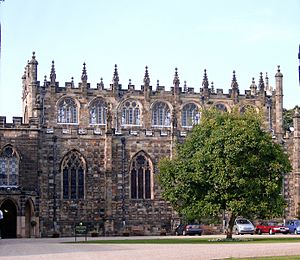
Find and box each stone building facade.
[0,52,299,238]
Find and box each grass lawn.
[74,237,300,244]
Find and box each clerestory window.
[61,150,85,200]
[57,97,78,124]
[182,103,200,127]
[130,153,152,200]
[215,103,227,112]
[121,100,141,126]
[0,146,19,186]
[152,102,171,127]
[89,98,107,125]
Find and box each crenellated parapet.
[0,116,40,129]
[18,52,282,136]
[24,52,272,99]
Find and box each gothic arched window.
[152,102,171,127]
[57,97,78,124]
[61,150,85,200]
[182,103,200,127]
[121,100,141,126]
[130,153,152,200]
[89,98,107,125]
[0,146,19,186]
[215,103,228,112]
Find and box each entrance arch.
[0,199,17,238]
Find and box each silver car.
[234,218,255,235]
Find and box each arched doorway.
[0,199,17,238]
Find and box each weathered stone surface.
[0,54,299,238]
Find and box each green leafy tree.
[158,108,291,239]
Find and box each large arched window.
[57,97,78,124]
[121,100,141,126]
[89,98,107,125]
[151,102,171,127]
[0,146,19,186]
[61,150,85,200]
[130,152,152,200]
[215,103,228,112]
[182,103,200,127]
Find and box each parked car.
[174,224,203,236]
[286,220,300,234]
[255,221,289,235]
[233,218,255,235]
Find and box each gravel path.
[0,235,299,260]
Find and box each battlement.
[0,116,39,129]
[20,52,279,102]
[22,52,278,100]
[38,78,261,99]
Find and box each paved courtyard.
[1,235,300,260]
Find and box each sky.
[0,0,299,122]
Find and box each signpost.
[74,222,87,242]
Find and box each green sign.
[75,225,87,234]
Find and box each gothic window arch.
[215,103,228,112]
[61,150,86,200]
[0,146,19,186]
[130,152,153,200]
[57,97,78,124]
[182,103,200,127]
[121,100,141,126]
[89,98,107,125]
[151,101,171,127]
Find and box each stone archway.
[0,199,17,238]
[25,200,34,238]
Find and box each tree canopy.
[158,108,292,238]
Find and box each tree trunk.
[226,213,236,239]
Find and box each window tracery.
[89,98,107,125]
[61,150,85,199]
[130,153,152,200]
[182,103,200,127]
[152,102,171,127]
[57,97,78,124]
[0,146,19,186]
[121,100,141,126]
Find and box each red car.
[255,221,289,235]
